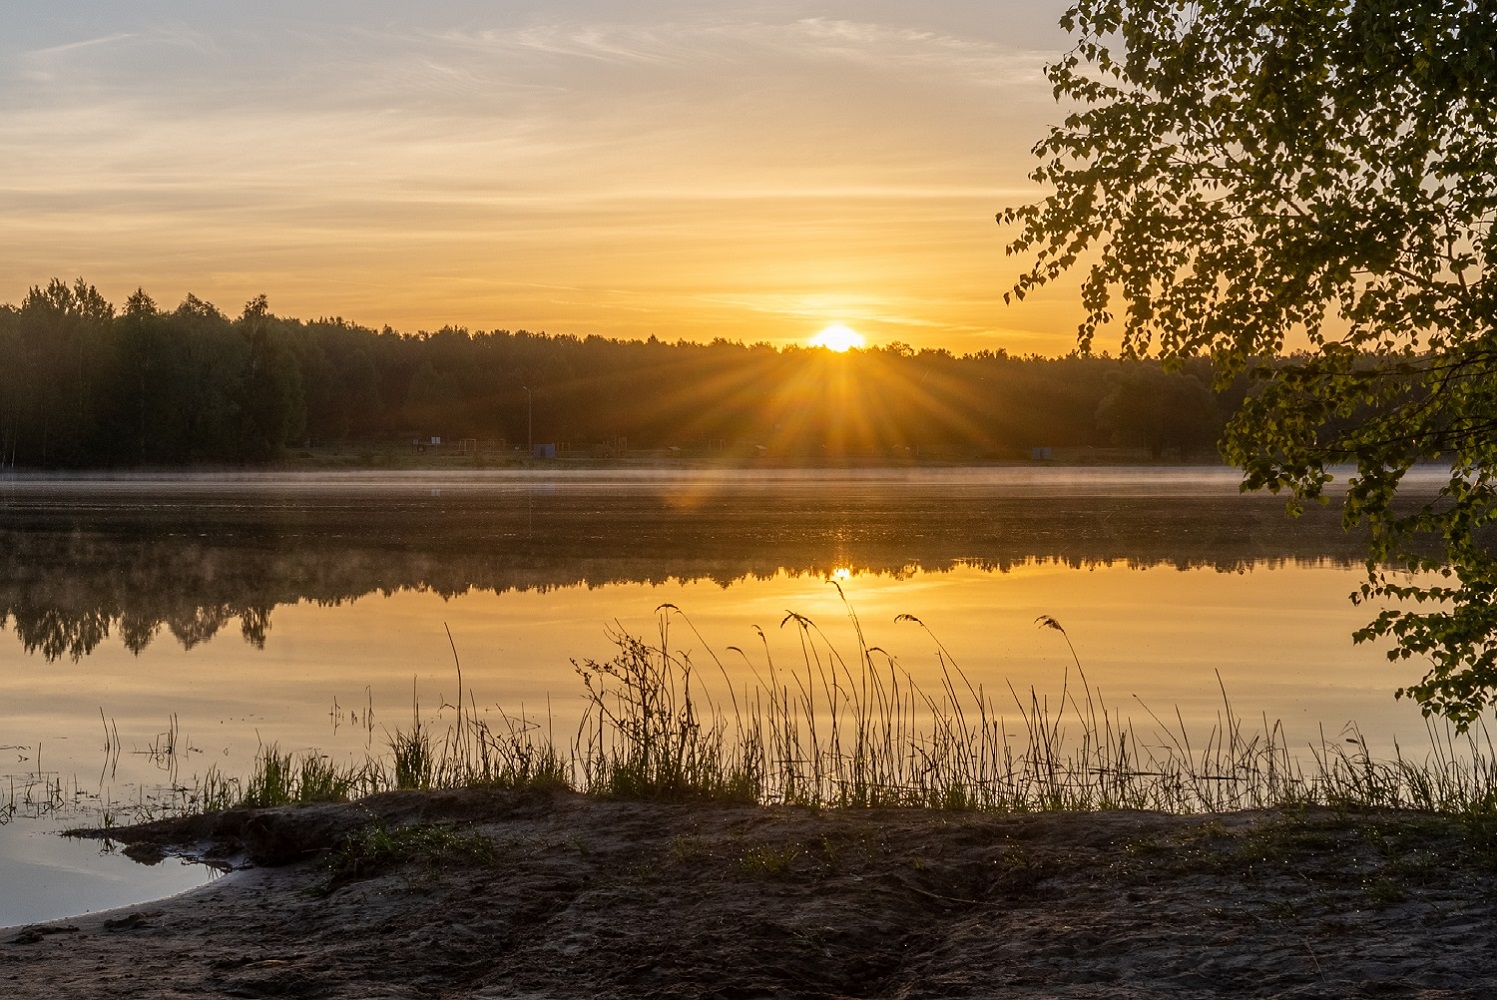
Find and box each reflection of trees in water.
[4,600,272,661]
[0,488,1369,662]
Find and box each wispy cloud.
[23,32,138,59]
[0,1,1076,353]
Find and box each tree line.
[0,278,1242,467]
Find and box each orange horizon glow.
[1,3,1087,357]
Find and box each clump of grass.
[298,753,363,803]
[390,720,436,791]
[669,834,710,862]
[462,710,572,791]
[1309,723,1497,814]
[242,747,296,807]
[737,843,801,876]
[385,683,571,794]
[575,624,760,802]
[313,821,496,896]
[380,632,576,794]
[195,764,239,812]
[240,745,372,808]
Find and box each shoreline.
[5,790,1496,998]
[0,447,1237,476]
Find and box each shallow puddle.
[0,822,217,929]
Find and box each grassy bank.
[162,604,1497,821]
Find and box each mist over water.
[0,467,1381,662]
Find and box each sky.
[2,1,1084,355]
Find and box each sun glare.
[809,324,866,352]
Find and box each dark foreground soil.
[4,790,1497,998]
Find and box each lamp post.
[522,384,533,456]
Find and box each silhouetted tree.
[1002,1,1497,724]
[236,295,306,461]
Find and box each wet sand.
[3,789,1496,998]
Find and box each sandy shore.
[3,789,1495,998]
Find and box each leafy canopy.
[1002,1,1497,726]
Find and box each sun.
[808,324,866,352]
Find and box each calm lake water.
[0,467,1450,924]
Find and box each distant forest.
[0,278,1245,468]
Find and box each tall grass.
[143,604,1497,819]
[558,603,1497,815]
[239,747,376,807]
[576,626,759,802]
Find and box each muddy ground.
[3,789,1497,998]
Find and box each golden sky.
[3,1,1084,355]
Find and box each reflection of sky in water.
[0,823,215,929]
[0,469,1452,922]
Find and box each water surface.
[0,468,1446,921]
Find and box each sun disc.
[809,324,865,352]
